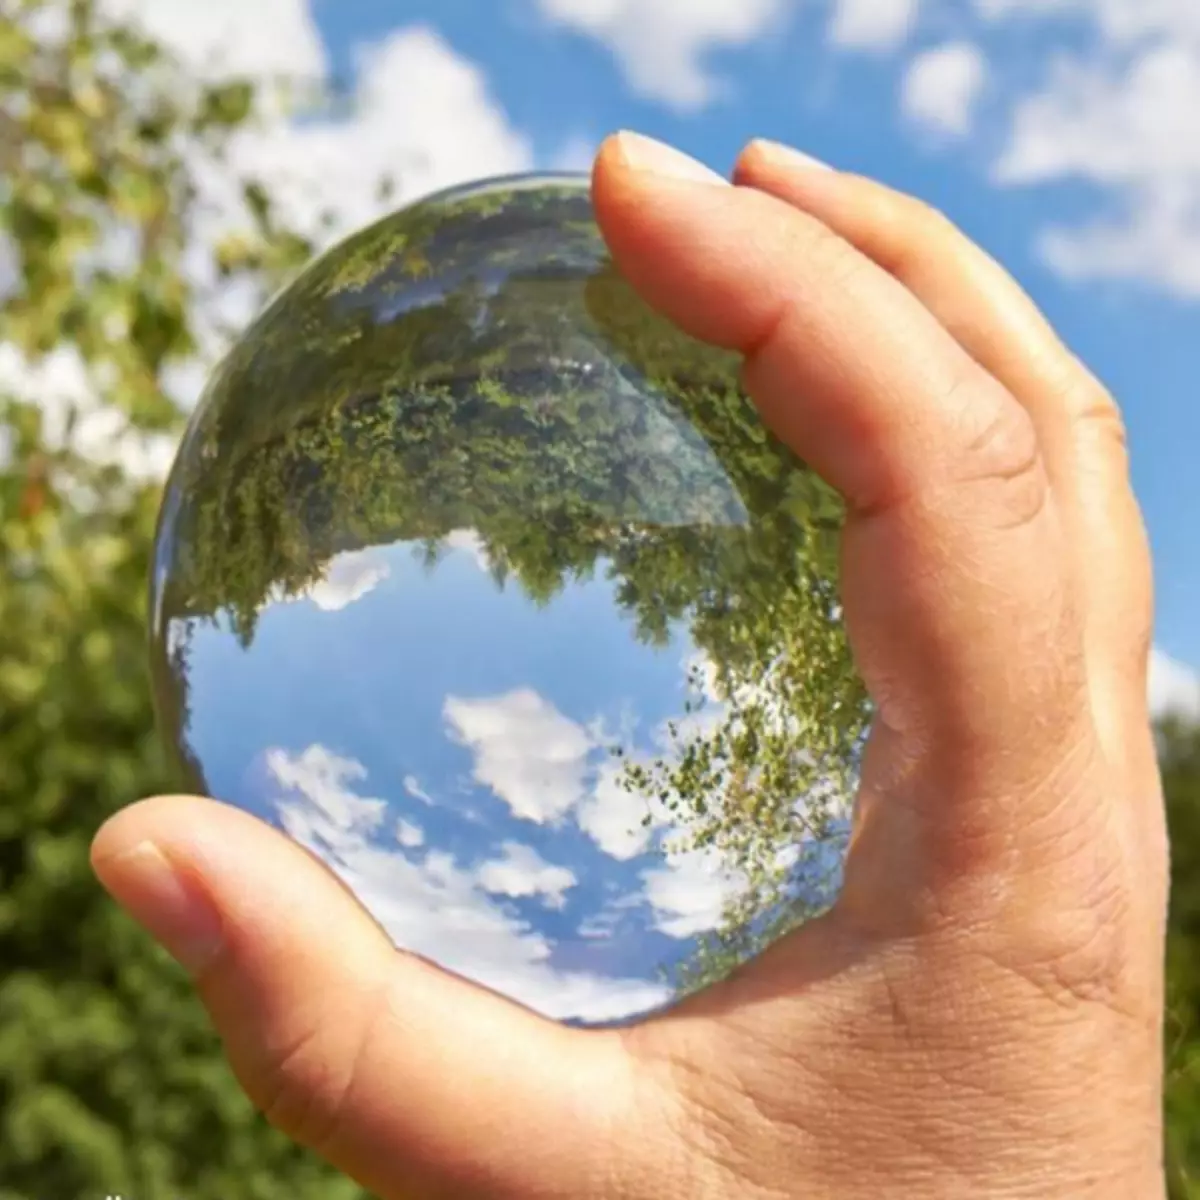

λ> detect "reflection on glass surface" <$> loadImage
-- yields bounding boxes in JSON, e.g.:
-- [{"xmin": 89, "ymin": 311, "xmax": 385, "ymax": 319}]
[{"xmin": 149, "ymin": 172, "xmax": 869, "ymax": 1026}]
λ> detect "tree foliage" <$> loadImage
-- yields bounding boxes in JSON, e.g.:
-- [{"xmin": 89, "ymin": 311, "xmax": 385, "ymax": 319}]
[
  {"xmin": 1164, "ymin": 716, "xmax": 1200, "ymax": 1198},
  {"xmin": 0, "ymin": 1, "xmax": 365, "ymax": 1195}
]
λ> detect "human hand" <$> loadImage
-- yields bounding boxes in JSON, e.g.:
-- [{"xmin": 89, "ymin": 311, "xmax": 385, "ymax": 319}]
[{"xmin": 92, "ymin": 131, "xmax": 1168, "ymax": 1199}]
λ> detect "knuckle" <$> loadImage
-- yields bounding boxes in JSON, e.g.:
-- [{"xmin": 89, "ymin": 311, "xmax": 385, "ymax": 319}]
[
  {"xmin": 249, "ymin": 987, "xmax": 386, "ymax": 1155},
  {"xmin": 1049, "ymin": 356, "xmax": 1132, "ymax": 474},
  {"xmin": 988, "ymin": 921, "xmax": 1153, "ymax": 1037},
  {"xmin": 1002, "ymin": 902, "xmax": 1133, "ymax": 1014},
  {"xmin": 744, "ymin": 221, "xmax": 873, "ymax": 361},
  {"xmin": 802, "ymin": 221, "xmax": 874, "ymax": 293},
  {"xmin": 945, "ymin": 377, "xmax": 1049, "ymax": 529},
  {"xmin": 256, "ymin": 1022, "xmax": 356, "ymax": 1153},
  {"xmin": 1075, "ymin": 375, "xmax": 1131, "ymax": 467},
  {"xmin": 984, "ymin": 825, "xmax": 1151, "ymax": 1021}
]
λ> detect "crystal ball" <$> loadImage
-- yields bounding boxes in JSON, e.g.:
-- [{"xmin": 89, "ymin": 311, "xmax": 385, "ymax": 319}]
[{"xmin": 149, "ymin": 172, "xmax": 867, "ymax": 1026}]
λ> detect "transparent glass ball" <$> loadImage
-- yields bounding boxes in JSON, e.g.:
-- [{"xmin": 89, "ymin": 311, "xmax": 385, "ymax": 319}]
[{"xmin": 149, "ymin": 172, "xmax": 867, "ymax": 1026}]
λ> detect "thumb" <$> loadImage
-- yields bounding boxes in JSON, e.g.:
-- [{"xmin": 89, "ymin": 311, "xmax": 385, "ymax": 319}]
[{"xmin": 92, "ymin": 795, "xmax": 645, "ymax": 1200}]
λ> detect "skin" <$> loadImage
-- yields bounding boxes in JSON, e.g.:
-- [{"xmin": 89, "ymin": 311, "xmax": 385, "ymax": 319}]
[{"xmin": 91, "ymin": 132, "xmax": 1168, "ymax": 1199}]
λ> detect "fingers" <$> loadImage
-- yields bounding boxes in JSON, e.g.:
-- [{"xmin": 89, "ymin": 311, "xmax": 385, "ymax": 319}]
[
  {"xmin": 592, "ymin": 133, "xmax": 1088, "ymax": 787},
  {"xmin": 733, "ymin": 140, "xmax": 1153, "ymax": 735},
  {"xmin": 92, "ymin": 796, "xmax": 646, "ymax": 1200}
]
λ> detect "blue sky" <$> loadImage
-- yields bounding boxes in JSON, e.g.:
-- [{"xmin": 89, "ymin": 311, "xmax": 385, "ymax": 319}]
[
  {"xmin": 114, "ymin": 0, "xmax": 1200, "ymax": 683},
  {"xmin": 296, "ymin": 0, "xmax": 1200, "ymax": 676},
  {"xmin": 176, "ymin": 533, "xmax": 847, "ymax": 1025}
]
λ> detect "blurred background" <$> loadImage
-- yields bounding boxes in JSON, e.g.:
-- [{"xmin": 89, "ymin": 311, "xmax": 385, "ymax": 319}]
[{"xmin": 0, "ymin": 0, "xmax": 1197, "ymax": 1196}]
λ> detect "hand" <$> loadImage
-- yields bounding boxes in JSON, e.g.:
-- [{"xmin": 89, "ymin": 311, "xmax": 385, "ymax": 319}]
[{"xmin": 92, "ymin": 132, "xmax": 1168, "ymax": 1199}]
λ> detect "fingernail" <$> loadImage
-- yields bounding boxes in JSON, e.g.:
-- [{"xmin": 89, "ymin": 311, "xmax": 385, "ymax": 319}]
[
  {"xmin": 612, "ymin": 131, "xmax": 728, "ymax": 185},
  {"xmin": 101, "ymin": 841, "xmax": 224, "ymax": 973},
  {"xmin": 747, "ymin": 139, "xmax": 834, "ymax": 172}
]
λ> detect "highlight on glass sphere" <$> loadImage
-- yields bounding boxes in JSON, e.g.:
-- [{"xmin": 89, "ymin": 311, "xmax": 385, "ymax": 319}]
[{"xmin": 148, "ymin": 171, "xmax": 868, "ymax": 1027}]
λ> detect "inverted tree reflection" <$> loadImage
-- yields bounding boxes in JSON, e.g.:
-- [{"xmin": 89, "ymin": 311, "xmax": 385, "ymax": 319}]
[{"xmin": 152, "ymin": 181, "xmax": 869, "ymax": 1002}]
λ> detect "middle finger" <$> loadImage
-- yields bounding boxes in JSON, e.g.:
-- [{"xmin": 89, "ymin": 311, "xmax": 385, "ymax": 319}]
[{"xmin": 733, "ymin": 140, "xmax": 1153, "ymax": 743}]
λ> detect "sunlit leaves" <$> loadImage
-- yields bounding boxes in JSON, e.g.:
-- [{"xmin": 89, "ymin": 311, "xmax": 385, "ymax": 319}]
[{"xmin": 0, "ymin": 1, "xmax": 368, "ymax": 1195}]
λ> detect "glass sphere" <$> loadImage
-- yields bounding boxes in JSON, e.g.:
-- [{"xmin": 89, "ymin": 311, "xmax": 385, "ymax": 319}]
[{"xmin": 149, "ymin": 172, "xmax": 867, "ymax": 1026}]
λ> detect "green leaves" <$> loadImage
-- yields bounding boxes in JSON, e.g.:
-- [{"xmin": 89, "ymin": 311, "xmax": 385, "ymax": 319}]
[
  {"xmin": 0, "ymin": 1, "xmax": 371, "ymax": 1196},
  {"xmin": 1162, "ymin": 718, "xmax": 1200, "ymax": 1197},
  {"xmin": 195, "ymin": 80, "xmax": 255, "ymax": 130}
]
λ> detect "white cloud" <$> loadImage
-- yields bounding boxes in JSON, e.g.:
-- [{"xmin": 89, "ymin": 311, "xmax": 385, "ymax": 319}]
[
  {"xmin": 266, "ymin": 744, "xmax": 387, "ymax": 834},
  {"xmin": 1149, "ymin": 647, "xmax": 1200, "ymax": 721},
  {"xmin": 102, "ymin": 0, "xmax": 326, "ymax": 84},
  {"xmin": 533, "ymin": 0, "xmax": 787, "ymax": 111},
  {"xmin": 278, "ymin": 548, "xmax": 390, "ymax": 612},
  {"xmin": 975, "ymin": 0, "xmax": 1200, "ymax": 45},
  {"xmin": 445, "ymin": 529, "xmax": 493, "ymax": 573},
  {"xmin": 105, "ymin": 5, "xmax": 532, "ymax": 231},
  {"xmin": 268, "ymin": 742, "xmax": 671, "ymax": 1023},
  {"xmin": 438, "ymin": 672, "xmax": 776, "ymax": 947},
  {"xmin": 995, "ymin": 47, "xmax": 1200, "ymax": 186},
  {"xmin": 640, "ymin": 846, "xmax": 745, "ymax": 938},
  {"xmin": 223, "ymin": 24, "xmax": 534, "ymax": 242},
  {"xmin": 261, "ymin": 650, "xmax": 852, "ymax": 1013},
  {"xmin": 403, "ymin": 775, "xmax": 435, "ymax": 806},
  {"xmin": 575, "ymin": 759, "xmax": 658, "ymax": 860},
  {"xmin": 0, "ymin": 344, "xmax": 177, "ymax": 482},
  {"xmin": 475, "ymin": 841, "xmax": 579, "ymax": 909},
  {"xmin": 986, "ymin": 1, "xmax": 1200, "ymax": 294},
  {"xmin": 443, "ymin": 689, "xmax": 594, "ymax": 824},
  {"xmin": 829, "ymin": 0, "xmax": 919, "ymax": 52},
  {"xmin": 902, "ymin": 42, "xmax": 988, "ymax": 137},
  {"xmin": 396, "ymin": 819, "xmax": 426, "ymax": 848},
  {"xmin": 441, "ymin": 681, "xmax": 714, "ymax": 872},
  {"xmin": 304, "ymin": 551, "xmax": 389, "ymax": 612}
]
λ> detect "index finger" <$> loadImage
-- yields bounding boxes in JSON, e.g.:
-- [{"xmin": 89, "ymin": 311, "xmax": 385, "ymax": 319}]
[{"xmin": 592, "ymin": 131, "xmax": 1090, "ymax": 822}]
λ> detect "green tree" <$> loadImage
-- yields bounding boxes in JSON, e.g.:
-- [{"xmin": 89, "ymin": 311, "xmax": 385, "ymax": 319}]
[
  {"xmin": 1163, "ymin": 714, "xmax": 1200, "ymax": 1198},
  {"xmin": 0, "ymin": 1, "xmax": 366, "ymax": 1195}
]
